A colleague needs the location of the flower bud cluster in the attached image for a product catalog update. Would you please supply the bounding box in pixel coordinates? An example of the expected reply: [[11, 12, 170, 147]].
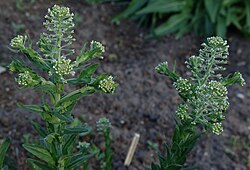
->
[[77, 141, 90, 151], [207, 36, 227, 47], [176, 104, 190, 121], [10, 35, 26, 49], [174, 78, 192, 95], [96, 117, 111, 133], [90, 40, 105, 57], [197, 81, 229, 112], [44, 5, 74, 35], [52, 57, 74, 77], [99, 76, 117, 94], [235, 72, 246, 86], [155, 62, 168, 74], [212, 122, 223, 135], [16, 71, 38, 87]]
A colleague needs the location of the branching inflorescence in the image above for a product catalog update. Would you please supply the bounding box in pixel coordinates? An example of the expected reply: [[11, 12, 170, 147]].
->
[[9, 5, 117, 169], [152, 36, 245, 169]]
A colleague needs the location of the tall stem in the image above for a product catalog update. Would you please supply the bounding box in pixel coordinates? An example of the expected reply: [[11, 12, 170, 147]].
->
[[104, 129, 112, 170], [166, 123, 199, 170]]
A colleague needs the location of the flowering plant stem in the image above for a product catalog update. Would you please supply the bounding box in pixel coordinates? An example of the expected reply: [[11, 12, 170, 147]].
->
[[9, 5, 117, 170], [150, 37, 245, 170], [103, 128, 112, 170], [97, 117, 113, 170]]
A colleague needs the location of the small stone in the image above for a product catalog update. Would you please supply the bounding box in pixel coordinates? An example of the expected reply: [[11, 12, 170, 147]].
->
[[237, 48, 242, 55], [1, 117, 9, 127], [236, 93, 245, 99], [120, 119, 125, 124], [237, 61, 246, 66], [5, 88, 10, 92]]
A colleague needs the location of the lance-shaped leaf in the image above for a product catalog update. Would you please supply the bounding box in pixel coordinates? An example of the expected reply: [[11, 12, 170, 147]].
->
[[18, 103, 61, 124], [31, 121, 47, 138], [27, 158, 55, 170], [23, 144, 55, 166], [63, 125, 92, 136], [17, 103, 44, 113], [112, 0, 148, 24], [67, 64, 99, 85], [0, 138, 10, 168], [21, 47, 50, 71], [53, 112, 74, 123], [58, 86, 95, 106], [62, 135, 77, 155], [75, 48, 102, 66], [65, 152, 96, 169]]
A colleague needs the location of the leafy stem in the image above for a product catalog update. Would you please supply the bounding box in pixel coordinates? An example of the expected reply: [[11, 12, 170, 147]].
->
[[151, 36, 245, 170]]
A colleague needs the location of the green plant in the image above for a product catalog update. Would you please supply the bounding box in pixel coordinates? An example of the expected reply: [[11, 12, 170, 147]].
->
[[97, 117, 112, 170], [149, 37, 245, 170], [11, 22, 26, 34], [111, 0, 250, 38], [16, 0, 36, 11], [0, 138, 10, 169], [9, 5, 118, 169]]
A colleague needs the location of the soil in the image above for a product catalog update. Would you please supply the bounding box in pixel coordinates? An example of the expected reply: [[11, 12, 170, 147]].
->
[[0, 0, 250, 170]]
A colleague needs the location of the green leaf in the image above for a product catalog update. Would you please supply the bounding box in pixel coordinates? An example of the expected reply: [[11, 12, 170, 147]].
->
[[27, 158, 55, 170], [67, 64, 99, 85], [58, 86, 95, 105], [62, 135, 77, 155], [137, 0, 186, 14], [216, 15, 227, 37], [65, 153, 95, 169], [31, 121, 47, 138], [52, 112, 74, 123], [204, 0, 221, 23], [21, 47, 50, 71], [0, 138, 10, 168], [245, 0, 250, 29], [23, 144, 55, 166], [153, 13, 190, 37], [78, 64, 99, 82], [17, 103, 44, 114], [63, 125, 92, 135], [112, 0, 148, 24]]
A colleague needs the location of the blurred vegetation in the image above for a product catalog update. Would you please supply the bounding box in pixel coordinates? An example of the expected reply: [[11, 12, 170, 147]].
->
[[86, 0, 250, 38]]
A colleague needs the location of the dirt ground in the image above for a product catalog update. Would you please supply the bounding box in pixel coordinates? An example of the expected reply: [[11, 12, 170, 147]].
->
[[0, 0, 249, 169]]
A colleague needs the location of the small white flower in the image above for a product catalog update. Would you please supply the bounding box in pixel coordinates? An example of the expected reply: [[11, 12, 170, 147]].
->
[[99, 76, 118, 94]]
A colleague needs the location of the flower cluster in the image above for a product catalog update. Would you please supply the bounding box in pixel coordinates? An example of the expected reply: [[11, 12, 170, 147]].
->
[[44, 5, 74, 35], [99, 76, 118, 94], [207, 36, 227, 47], [10, 35, 26, 49], [176, 104, 190, 121], [174, 78, 192, 96], [156, 37, 245, 135], [90, 40, 105, 58], [234, 72, 246, 86], [77, 141, 90, 152], [97, 117, 111, 133], [52, 57, 74, 77], [16, 71, 39, 87], [212, 122, 223, 135], [155, 62, 168, 74]]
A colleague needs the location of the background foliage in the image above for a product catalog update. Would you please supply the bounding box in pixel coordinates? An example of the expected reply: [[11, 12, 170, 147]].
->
[[87, 0, 250, 38]]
